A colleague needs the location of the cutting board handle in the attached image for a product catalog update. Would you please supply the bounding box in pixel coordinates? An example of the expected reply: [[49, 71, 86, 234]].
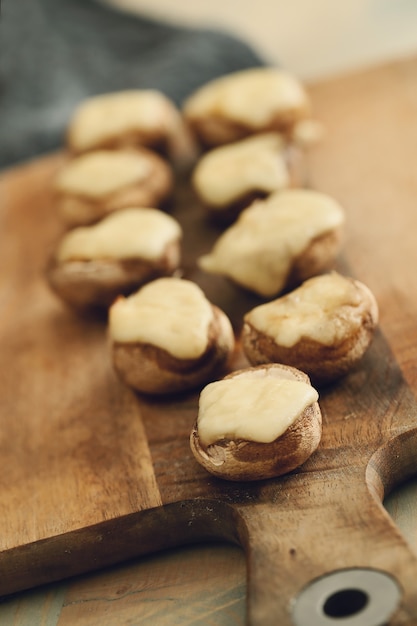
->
[[233, 437, 417, 626]]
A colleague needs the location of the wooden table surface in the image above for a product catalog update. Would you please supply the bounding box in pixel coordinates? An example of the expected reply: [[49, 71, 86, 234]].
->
[[2, 55, 417, 625]]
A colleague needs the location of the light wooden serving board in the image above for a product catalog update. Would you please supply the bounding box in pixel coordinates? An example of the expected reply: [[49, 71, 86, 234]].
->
[[2, 56, 417, 625]]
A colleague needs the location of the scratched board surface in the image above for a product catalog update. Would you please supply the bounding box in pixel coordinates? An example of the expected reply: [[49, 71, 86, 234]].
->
[[1, 56, 417, 625]]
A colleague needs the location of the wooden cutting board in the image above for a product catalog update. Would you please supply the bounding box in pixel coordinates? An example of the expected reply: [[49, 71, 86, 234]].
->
[[2, 56, 417, 625]]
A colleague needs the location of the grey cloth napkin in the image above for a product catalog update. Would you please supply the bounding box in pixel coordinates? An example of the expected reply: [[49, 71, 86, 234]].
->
[[0, 0, 265, 169]]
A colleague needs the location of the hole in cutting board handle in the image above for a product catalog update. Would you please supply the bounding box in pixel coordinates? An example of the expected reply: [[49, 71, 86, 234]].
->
[[291, 567, 401, 626], [323, 587, 369, 618]]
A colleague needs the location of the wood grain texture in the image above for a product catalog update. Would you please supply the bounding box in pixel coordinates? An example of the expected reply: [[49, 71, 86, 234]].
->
[[1, 56, 417, 625], [0, 543, 246, 626]]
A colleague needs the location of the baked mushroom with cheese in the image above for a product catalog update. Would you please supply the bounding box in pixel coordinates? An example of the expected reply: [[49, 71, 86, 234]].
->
[[109, 277, 235, 395], [46, 208, 182, 310], [192, 132, 290, 223], [66, 89, 197, 167], [198, 189, 345, 298], [183, 67, 311, 148], [242, 272, 379, 385], [190, 364, 322, 481], [54, 148, 173, 227]]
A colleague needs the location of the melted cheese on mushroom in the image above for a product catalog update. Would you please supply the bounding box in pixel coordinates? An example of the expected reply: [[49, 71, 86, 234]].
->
[[109, 278, 214, 359], [184, 67, 310, 128], [197, 376, 318, 445], [68, 90, 176, 152], [56, 208, 181, 262], [198, 189, 345, 297], [192, 132, 289, 207], [55, 150, 153, 198], [245, 273, 375, 347]]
